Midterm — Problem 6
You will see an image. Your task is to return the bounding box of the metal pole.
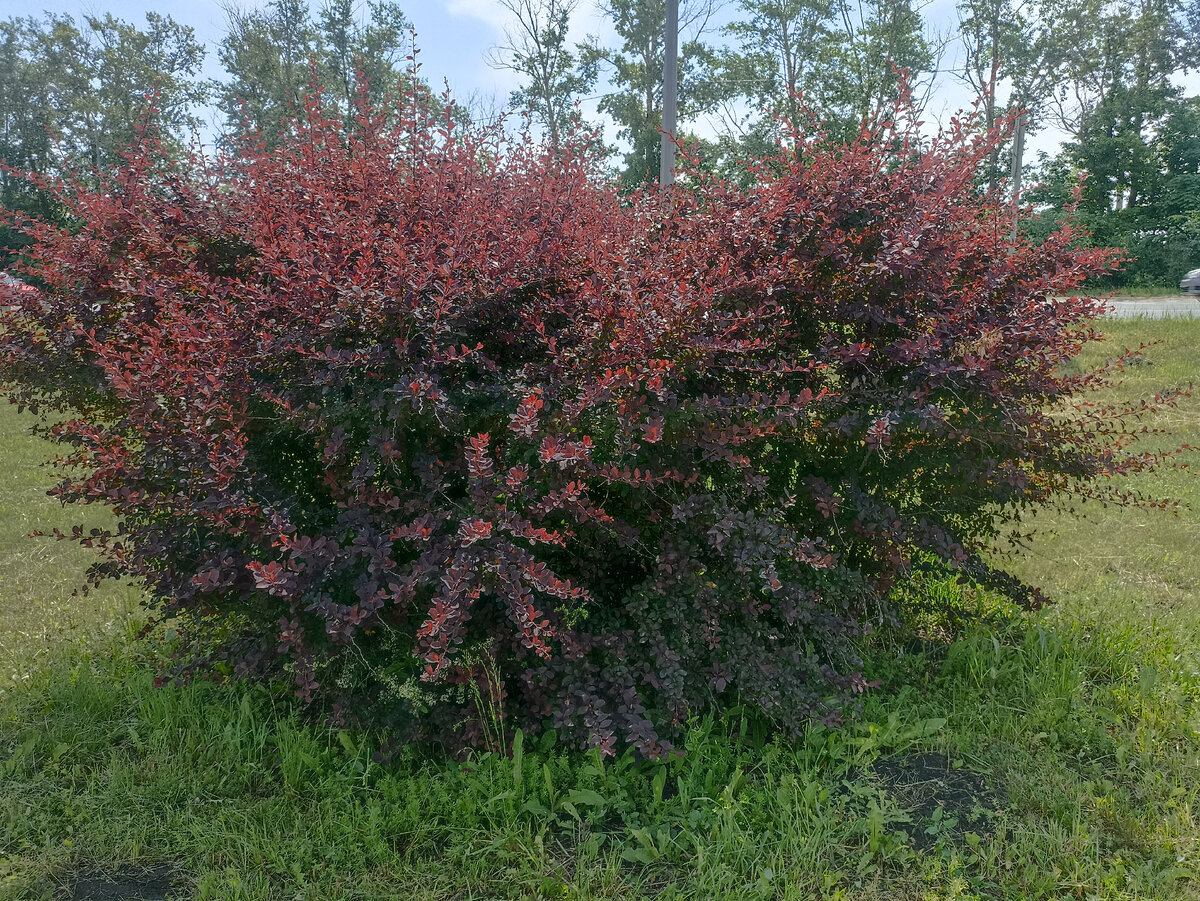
[1009,110,1026,242]
[660,0,679,189]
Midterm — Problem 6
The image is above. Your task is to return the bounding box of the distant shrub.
[0,96,1183,757]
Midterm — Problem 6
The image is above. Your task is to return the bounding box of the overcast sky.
[7,0,1197,162]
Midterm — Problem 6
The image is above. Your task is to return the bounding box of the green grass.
[1,320,1199,900]
[1010,318,1200,647]
[0,409,141,702]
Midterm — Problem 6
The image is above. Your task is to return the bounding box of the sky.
[4,0,1197,163]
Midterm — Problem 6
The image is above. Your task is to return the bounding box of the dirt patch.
[872,751,1005,850]
[64,865,180,901]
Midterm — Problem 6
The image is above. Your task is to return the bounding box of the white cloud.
[444,0,513,34]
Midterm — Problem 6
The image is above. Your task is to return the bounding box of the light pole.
[1009,110,1026,242]
[660,0,679,189]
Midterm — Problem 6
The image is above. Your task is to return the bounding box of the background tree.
[5,12,207,174]
[1028,91,1200,289]
[317,0,414,114]
[718,0,835,127]
[219,0,318,147]
[820,0,937,131]
[1025,0,1200,286]
[0,12,207,264]
[0,20,57,264]
[706,0,938,150]
[1035,0,1196,148]
[954,0,1059,189]
[580,0,721,185]
[693,0,833,173]
[218,0,424,148]
[489,0,594,156]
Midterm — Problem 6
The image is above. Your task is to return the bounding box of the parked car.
[0,271,38,310]
[1,271,32,290]
[1181,267,1200,296]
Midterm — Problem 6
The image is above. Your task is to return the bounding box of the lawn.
[0,318,1198,901]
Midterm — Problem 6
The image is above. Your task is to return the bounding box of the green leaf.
[652,766,667,806]
[511,728,524,795]
[919,717,947,736]
[620,847,657,864]
[567,788,608,807]
[520,799,550,817]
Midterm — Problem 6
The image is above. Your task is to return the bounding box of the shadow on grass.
[62,865,179,901]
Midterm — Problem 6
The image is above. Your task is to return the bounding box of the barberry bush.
[0,92,1183,757]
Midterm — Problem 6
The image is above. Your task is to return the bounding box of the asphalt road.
[1105,298,1200,318]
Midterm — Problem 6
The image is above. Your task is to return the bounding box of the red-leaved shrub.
[1,94,1184,756]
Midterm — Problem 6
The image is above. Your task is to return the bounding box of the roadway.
[1104,297,1200,318]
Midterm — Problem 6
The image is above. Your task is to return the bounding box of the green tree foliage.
[1039,0,1194,143]
[581,0,720,185]
[318,0,414,112]
[0,12,207,263]
[218,0,429,148]
[700,0,936,168]
[696,0,835,172]
[1029,95,1200,287]
[0,20,57,263]
[490,0,595,156]
[719,0,835,126]
[0,12,207,174]
[954,0,1058,188]
[821,0,934,131]
[1028,0,1200,286]
[218,0,314,146]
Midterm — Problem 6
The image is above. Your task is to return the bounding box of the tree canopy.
[1,0,1199,284]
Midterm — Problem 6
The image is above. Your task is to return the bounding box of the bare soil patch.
[64,865,179,901]
[872,751,1005,850]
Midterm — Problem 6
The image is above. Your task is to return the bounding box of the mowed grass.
[1011,318,1200,639]
[0,319,1198,901]
[0,408,141,700]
